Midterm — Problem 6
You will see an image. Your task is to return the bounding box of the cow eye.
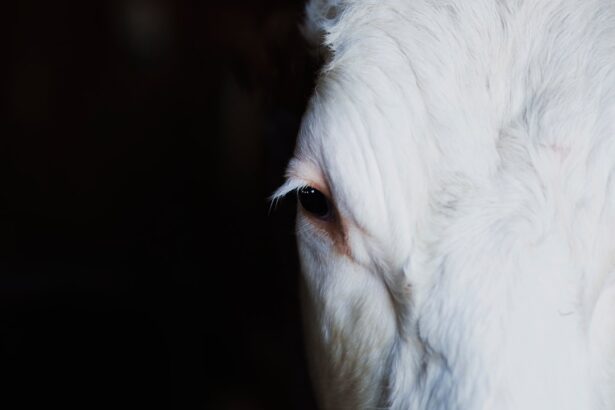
[297,186,330,218]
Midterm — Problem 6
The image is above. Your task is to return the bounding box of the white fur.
[275,1,615,408]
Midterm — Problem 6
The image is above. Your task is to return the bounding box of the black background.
[2,1,319,407]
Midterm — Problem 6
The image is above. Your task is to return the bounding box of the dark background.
[2,1,319,407]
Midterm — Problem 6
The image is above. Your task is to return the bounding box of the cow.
[274,1,615,408]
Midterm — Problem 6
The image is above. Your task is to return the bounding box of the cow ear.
[301,0,346,60]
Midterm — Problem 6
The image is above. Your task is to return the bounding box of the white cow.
[274,1,615,409]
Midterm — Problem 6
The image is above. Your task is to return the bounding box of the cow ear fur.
[301,0,347,60]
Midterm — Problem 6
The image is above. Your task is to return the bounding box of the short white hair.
[278,1,615,408]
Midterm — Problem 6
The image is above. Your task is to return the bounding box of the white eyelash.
[268,179,311,215]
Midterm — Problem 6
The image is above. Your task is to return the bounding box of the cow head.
[274,1,615,408]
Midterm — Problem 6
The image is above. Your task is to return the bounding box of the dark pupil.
[297,186,329,218]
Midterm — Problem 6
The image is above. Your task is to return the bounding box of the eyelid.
[271,173,330,203]
[302,181,330,199]
[287,159,330,197]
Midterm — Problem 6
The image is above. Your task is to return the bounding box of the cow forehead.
[293,0,615,216]
[293,3,504,222]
